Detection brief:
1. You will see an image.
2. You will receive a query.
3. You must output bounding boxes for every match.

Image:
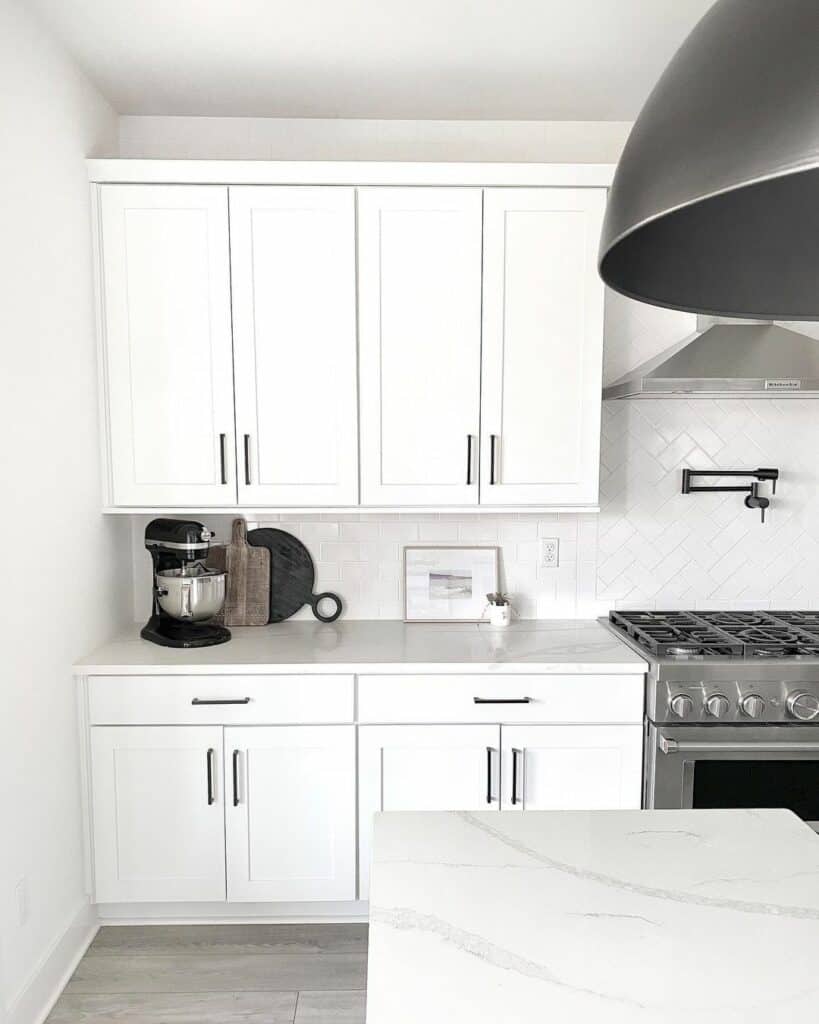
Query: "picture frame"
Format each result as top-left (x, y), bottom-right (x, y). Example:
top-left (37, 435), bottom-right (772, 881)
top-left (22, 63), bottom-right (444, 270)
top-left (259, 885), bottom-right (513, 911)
top-left (403, 545), bottom-right (500, 623)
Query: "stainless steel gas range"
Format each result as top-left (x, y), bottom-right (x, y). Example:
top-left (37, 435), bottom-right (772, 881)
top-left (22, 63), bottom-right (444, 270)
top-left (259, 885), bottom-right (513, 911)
top-left (605, 610), bottom-right (819, 832)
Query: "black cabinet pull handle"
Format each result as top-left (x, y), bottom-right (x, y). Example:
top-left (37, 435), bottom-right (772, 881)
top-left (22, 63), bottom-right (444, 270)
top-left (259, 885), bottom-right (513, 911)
top-left (191, 697), bottom-right (251, 706)
top-left (206, 748), bottom-right (215, 805)
top-left (490, 434), bottom-right (498, 485)
top-left (232, 749), bottom-right (240, 807)
top-left (511, 747), bottom-right (523, 806)
top-left (243, 434), bottom-right (251, 485)
top-left (485, 746), bottom-right (497, 804)
top-left (474, 697), bottom-right (531, 704)
top-left (466, 435), bottom-right (474, 485)
top-left (219, 433), bottom-right (227, 485)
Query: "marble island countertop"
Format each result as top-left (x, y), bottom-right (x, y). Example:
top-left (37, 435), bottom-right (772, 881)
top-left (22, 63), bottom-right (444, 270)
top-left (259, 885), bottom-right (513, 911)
top-left (74, 619), bottom-right (646, 675)
top-left (366, 809), bottom-right (819, 1023)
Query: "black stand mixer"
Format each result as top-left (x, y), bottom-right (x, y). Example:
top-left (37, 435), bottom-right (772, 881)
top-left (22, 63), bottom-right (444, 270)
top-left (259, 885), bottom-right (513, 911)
top-left (141, 518), bottom-right (231, 648)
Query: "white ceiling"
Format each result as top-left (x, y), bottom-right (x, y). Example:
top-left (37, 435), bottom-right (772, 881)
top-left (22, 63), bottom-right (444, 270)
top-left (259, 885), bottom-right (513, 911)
top-left (30, 0), bottom-right (715, 119)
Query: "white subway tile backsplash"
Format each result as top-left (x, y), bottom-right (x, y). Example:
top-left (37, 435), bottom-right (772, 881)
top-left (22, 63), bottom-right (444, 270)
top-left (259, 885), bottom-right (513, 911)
top-left (340, 521), bottom-right (382, 541)
top-left (498, 520), bottom-right (538, 542)
top-left (418, 522), bottom-right (460, 541)
top-left (248, 513), bottom-right (580, 620)
top-left (297, 521), bottom-right (341, 543)
top-left (340, 561), bottom-right (370, 582)
top-left (320, 542), bottom-right (361, 562)
top-left (379, 522), bottom-right (420, 542)
top-left (458, 521), bottom-right (499, 542)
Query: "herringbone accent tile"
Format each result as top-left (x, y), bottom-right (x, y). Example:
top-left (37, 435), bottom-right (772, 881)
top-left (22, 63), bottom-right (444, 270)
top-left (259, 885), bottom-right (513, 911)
top-left (594, 398), bottom-right (819, 610)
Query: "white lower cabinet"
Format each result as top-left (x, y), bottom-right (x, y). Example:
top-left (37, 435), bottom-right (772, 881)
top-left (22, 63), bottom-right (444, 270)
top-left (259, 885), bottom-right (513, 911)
top-left (501, 725), bottom-right (643, 811)
top-left (358, 724), bottom-right (499, 896)
top-left (85, 674), bottom-right (644, 908)
top-left (90, 723), bottom-right (356, 904)
top-left (358, 721), bottom-right (643, 895)
top-left (224, 726), bottom-right (356, 902)
top-left (90, 726), bottom-right (227, 903)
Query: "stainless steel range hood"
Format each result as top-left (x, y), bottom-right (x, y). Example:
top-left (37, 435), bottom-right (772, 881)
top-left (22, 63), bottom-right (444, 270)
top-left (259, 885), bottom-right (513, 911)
top-left (603, 322), bottom-right (819, 400)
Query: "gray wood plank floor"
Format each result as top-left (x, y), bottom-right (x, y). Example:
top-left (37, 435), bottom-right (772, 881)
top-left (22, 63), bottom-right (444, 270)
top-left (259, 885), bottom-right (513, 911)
top-left (47, 924), bottom-right (367, 1023)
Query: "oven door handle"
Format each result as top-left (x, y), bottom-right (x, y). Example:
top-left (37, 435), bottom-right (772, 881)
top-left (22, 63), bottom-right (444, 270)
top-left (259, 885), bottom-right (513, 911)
top-left (659, 735), bottom-right (819, 755)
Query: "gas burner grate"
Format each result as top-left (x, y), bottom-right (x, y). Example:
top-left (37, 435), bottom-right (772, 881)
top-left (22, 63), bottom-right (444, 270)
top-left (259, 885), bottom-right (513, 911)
top-left (609, 610), bottom-right (819, 658)
top-left (767, 611), bottom-right (819, 638)
top-left (608, 611), bottom-right (743, 657)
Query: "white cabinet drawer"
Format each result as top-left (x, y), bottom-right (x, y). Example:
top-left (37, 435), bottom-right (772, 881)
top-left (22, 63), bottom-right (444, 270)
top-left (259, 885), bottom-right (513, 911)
top-left (88, 675), bottom-right (354, 725)
top-left (357, 674), bottom-right (644, 725)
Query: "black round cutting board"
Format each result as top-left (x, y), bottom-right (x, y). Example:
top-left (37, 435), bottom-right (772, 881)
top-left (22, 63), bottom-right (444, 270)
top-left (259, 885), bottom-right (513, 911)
top-left (246, 528), bottom-right (342, 623)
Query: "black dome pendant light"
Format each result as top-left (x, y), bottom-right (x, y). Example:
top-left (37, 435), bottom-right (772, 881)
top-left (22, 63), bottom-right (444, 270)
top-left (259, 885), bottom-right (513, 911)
top-left (599, 0), bottom-right (819, 319)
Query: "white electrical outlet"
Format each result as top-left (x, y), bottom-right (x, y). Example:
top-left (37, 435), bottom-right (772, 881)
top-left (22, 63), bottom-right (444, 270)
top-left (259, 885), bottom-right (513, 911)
top-left (540, 538), bottom-right (559, 567)
top-left (15, 877), bottom-right (28, 925)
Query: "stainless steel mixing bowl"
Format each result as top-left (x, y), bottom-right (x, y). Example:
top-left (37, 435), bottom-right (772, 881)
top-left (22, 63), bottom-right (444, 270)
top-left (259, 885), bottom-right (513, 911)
top-left (155, 566), bottom-right (226, 621)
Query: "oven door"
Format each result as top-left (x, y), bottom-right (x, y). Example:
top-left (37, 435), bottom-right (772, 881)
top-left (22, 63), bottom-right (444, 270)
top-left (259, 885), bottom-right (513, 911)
top-left (645, 724), bottom-right (819, 832)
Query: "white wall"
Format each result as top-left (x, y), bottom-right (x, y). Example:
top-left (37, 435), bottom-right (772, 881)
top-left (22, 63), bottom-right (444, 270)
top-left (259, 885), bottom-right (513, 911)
top-left (119, 115), bottom-right (632, 162)
top-left (0, 3), bottom-right (129, 1022)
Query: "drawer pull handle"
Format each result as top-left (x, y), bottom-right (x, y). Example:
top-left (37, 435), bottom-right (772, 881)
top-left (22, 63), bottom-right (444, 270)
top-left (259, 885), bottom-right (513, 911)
top-left (473, 697), bottom-right (531, 704)
top-left (490, 434), bottom-right (499, 485)
top-left (232, 749), bottom-right (240, 807)
top-left (244, 434), bottom-right (251, 486)
top-left (511, 747), bottom-right (523, 806)
top-left (466, 434), bottom-right (475, 485)
top-left (191, 697), bottom-right (251, 706)
top-left (219, 433), bottom-right (227, 485)
top-left (206, 748), bottom-right (215, 806)
top-left (485, 746), bottom-right (498, 805)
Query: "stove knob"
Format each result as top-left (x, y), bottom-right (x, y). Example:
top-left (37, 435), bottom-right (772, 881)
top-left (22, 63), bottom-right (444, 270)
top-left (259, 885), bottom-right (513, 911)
top-left (740, 694), bottom-right (765, 719)
top-left (705, 694), bottom-right (730, 719)
top-left (786, 691), bottom-right (819, 722)
top-left (670, 694), bottom-right (694, 719)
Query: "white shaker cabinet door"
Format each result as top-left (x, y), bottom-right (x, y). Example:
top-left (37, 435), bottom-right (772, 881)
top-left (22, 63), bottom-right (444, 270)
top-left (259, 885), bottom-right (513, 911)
top-left (501, 724), bottom-right (643, 811)
top-left (90, 726), bottom-right (226, 903)
top-left (230, 188), bottom-right (359, 506)
top-left (358, 724), bottom-right (499, 897)
top-left (480, 188), bottom-right (606, 506)
top-left (224, 726), bottom-right (356, 902)
top-left (358, 188), bottom-right (483, 506)
top-left (98, 185), bottom-right (236, 506)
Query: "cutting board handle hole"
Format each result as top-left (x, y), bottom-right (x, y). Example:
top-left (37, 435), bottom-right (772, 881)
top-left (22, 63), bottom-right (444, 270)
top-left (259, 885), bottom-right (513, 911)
top-left (313, 593), bottom-right (343, 623)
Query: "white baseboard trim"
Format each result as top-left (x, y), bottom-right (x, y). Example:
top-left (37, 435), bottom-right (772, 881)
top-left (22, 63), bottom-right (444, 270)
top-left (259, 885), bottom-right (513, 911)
top-left (7, 900), bottom-right (99, 1024)
top-left (97, 899), bottom-right (369, 926)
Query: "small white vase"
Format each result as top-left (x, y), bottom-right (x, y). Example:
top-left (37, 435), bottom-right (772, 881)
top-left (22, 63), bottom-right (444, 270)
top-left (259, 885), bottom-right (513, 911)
top-left (488, 603), bottom-right (512, 627)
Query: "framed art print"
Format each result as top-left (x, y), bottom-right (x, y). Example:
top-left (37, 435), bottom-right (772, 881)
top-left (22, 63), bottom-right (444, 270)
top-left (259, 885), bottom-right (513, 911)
top-left (403, 546), bottom-right (500, 622)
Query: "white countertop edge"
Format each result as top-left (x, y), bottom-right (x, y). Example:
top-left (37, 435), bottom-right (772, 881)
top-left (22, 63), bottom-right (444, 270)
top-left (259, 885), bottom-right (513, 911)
top-left (74, 660), bottom-right (647, 676)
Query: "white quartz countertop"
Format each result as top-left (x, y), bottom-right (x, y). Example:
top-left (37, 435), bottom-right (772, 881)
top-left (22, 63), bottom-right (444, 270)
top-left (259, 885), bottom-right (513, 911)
top-left (366, 809), bottom-right (819, 1024)
top-left (74, 619), bottom-right (646, 675)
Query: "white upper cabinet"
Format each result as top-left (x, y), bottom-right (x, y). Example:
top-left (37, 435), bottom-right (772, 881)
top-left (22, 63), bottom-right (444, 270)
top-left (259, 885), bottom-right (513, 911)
top-left (358, 188), bottom-right (483, 506)
top-left (95, 171), bottom-right (609, 511)
top-left (98, 185), bottom-right (236, 507)
top-left (480, 188), bottom-right (606, 506)
top-left (229, 188), bottom-right (358, 506)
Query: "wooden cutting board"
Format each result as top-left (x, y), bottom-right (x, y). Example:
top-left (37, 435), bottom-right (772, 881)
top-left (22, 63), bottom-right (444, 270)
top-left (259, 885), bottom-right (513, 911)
top-left (207, 519), bottom-right (270, 626)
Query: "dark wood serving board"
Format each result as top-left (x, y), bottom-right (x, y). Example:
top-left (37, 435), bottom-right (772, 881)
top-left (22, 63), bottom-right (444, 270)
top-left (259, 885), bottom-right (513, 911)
top-left (246, 528), bottom-right (342, 623)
